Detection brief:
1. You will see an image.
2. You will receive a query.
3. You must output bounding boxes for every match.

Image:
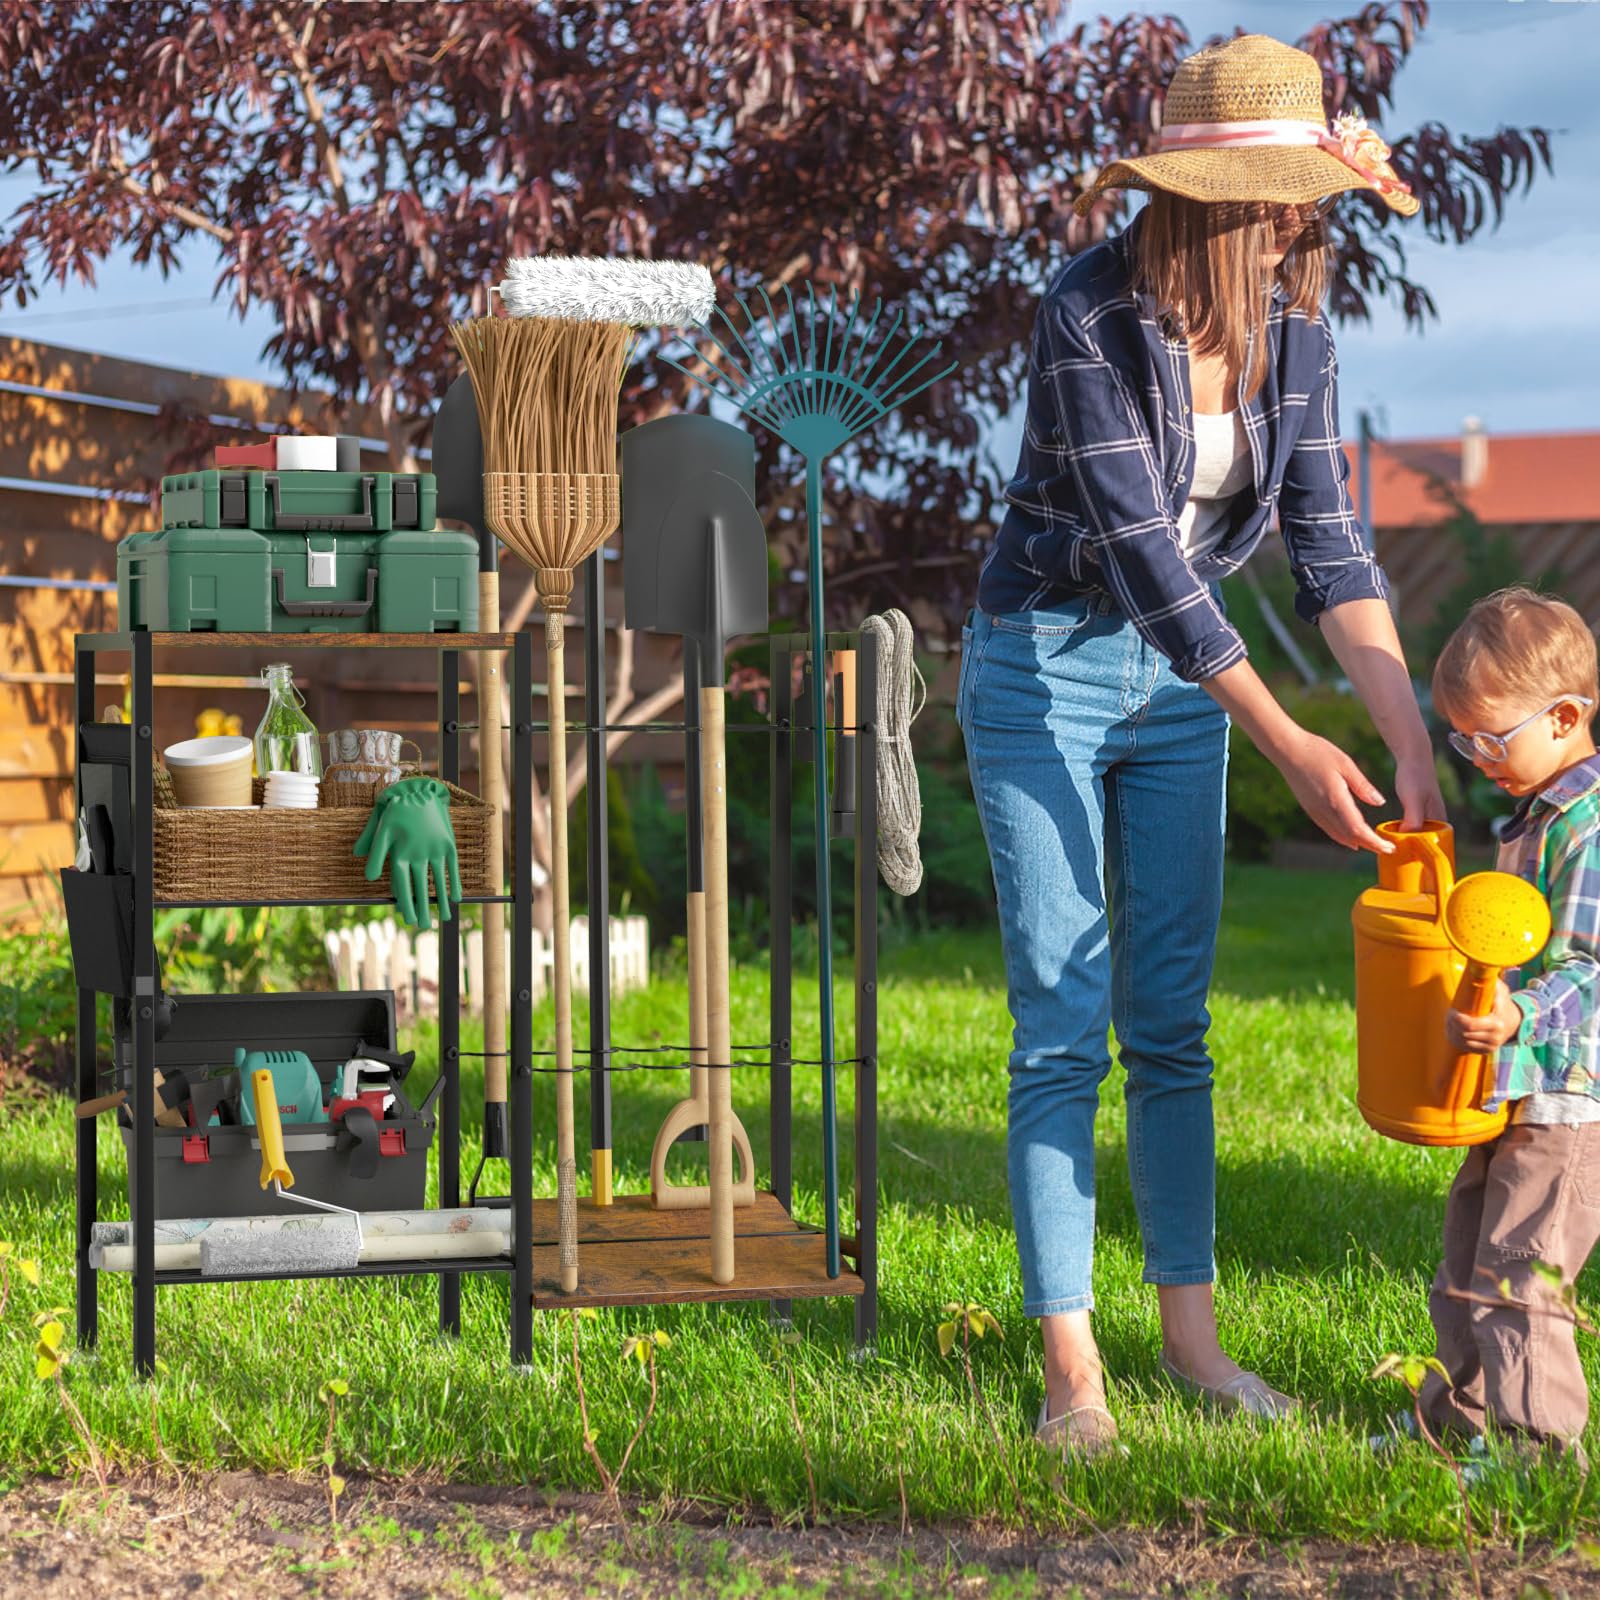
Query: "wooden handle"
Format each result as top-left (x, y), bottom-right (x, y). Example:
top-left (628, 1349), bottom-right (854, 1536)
top-left (702, 684), bottom-right (735, 1285)
top-left (687, 890), bottom-right (708, 1112)
top-left (76, 1090), bottom-right (127, 1118)
top-left (547, 612), bottom-right (579, 1294)
top-left (480, 573), bottom-right (508, 1112)
top-left (834, 648), bottom-right (857, 729)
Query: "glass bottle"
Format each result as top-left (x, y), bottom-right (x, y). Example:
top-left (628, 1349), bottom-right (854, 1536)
top-left (254, 663), bottom-right (324, 777)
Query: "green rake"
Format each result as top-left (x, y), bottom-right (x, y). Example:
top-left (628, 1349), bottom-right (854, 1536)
top-left (661, 283), bottom-right (956, 1278)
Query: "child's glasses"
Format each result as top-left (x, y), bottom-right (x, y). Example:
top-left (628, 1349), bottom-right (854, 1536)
top-left (1446, 695), bottom-right (1594, 764)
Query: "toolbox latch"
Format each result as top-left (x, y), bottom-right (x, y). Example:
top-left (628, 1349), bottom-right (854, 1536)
top-left (306, 538), bottom-right (338, 589)
top-left (219, 475), bottom-right (248, 527)
top-left (181, 1134), bottom-right (210, 1165)
top-left (393, 477), bottom-right (419, 528)
top-left (379, 1129), bottom-right (406, 1158)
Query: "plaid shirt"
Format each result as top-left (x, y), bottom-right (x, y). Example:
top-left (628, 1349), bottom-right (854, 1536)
top-left (1487, 753), bottom-right (1600, 1109)
top-left (977, 211), bottom-right (1389, 682)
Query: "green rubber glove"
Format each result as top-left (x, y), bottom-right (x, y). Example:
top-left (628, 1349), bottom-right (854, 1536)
top-left (353, 777), bottom-right (462, 931)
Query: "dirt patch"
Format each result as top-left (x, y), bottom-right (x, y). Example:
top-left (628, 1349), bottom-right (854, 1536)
top-left (0, 1470), bottom-right (1594, 1599)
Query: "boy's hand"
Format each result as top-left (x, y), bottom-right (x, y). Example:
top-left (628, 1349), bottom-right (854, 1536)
top-left (1445, 980), bottom-right (1524, 1054)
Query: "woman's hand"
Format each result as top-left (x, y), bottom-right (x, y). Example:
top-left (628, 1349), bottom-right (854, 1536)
top-left (1394, 751), bottom-right (1448, 833)
top-left (1444, 981), bottom-right (1523, 1054)
top-left (1272, 727), bottom-right (1389, 852)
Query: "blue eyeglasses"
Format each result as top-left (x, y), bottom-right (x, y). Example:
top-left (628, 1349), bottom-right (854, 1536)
top-left (1447, 695), bottom-right (1594, 764)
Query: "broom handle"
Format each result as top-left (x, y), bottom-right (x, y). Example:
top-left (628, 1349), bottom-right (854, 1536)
top-left (480, 573), bottom-right (508, 1148)
top-left (548, 610), bottom-right (580, 1294)
top-left (702, 682), bottom-right (735, 1284)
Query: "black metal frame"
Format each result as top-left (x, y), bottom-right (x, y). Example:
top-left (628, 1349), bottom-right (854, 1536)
top-left (769, 630), bottom-right (879, 1347)
top-left (71, 593), bottom-right (879, 1373)
top-left (72, 628), bottom-right (534, 1375)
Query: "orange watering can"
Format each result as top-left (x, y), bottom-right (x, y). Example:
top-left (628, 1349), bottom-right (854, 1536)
top-left (1353, 820), bottom-right (1551, 1147)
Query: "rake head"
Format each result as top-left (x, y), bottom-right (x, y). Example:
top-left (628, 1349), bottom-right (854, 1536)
top-left (658, 281), bottom-right (957, 462)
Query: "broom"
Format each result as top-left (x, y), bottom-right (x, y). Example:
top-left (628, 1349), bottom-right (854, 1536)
top-left (451, 258), bottom-right (710, 1295)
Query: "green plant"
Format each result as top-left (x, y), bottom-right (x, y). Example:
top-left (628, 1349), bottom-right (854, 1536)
top-left (567, 1310), bottom-right (668, 1556)
top-left (936, 1302), bottom-right (1026, 1525)
top-left (30, 1282), bottom-right (108, 1496)
top-left (317, 1377), bottom-right (351, 1526)
top-left (1370, 1353), bottom-right (1482, 1600)
top-left (772, 1328), bottom-right (820, 1527)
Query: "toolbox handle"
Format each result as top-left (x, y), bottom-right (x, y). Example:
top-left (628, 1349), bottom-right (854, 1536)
top-left (264, 471), bottom-right (379, 531)
top-left (271, 566), bottom-right (378, 618)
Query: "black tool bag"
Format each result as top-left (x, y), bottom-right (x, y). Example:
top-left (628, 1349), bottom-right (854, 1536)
top-left (115, 991), bottom-right (438, 1219)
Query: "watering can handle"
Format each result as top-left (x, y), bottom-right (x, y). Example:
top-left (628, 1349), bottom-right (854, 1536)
top-left (1411, 834), bottom-right (1457, 928)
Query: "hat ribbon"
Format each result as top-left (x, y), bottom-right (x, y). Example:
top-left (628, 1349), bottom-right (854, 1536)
top-left (1156, 112), bottom-right (1414, 204)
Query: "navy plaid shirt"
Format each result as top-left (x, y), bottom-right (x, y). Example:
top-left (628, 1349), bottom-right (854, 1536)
top-left (977, 213), bottom-right (1389, 682)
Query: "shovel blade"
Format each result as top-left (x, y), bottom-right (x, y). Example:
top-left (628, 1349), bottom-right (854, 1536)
top-left (622, 414), bottom-right (759, 636)
top-left (433, 374), bottom-right (490, 566)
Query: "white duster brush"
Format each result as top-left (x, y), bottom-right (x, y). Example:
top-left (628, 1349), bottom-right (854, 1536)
top-left (498, 256), bottom-right (715, 326)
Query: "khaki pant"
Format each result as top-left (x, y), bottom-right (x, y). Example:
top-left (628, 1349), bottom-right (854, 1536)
top-left (1420, 1120), bottom-right (1600, 1446)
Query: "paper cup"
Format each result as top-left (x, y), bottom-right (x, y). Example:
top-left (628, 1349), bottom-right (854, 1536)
top-left (163, 736), bottom-right (253, 807)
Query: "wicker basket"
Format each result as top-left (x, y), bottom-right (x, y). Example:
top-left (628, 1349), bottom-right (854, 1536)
top-left (152, 765), bottom-right (496, 905)
top-left (320, 740), bottom-right (424, 810)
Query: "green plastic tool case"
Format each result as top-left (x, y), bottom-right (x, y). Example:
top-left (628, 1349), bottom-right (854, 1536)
top-left (117, 468), bottom-right (479, 634)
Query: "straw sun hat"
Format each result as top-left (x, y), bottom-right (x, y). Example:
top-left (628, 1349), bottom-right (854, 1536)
top-left (1074, 33), bottom-right (1419, 218)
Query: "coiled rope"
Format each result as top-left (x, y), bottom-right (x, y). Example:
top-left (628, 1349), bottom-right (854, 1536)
top-left (862, 608), bottom-right (925, 896)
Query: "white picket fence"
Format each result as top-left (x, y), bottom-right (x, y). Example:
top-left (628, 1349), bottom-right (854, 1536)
top-left (322, 915), bottom-right (650, 1022)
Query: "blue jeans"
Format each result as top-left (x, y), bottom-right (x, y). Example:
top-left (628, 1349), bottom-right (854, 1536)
top-left (956, 600), bottom-right (1229, 1316)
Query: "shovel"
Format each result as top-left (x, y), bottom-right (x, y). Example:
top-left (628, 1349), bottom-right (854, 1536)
top-left (621, 413), bottom-right (768, 1282)
top-left (433, 374), bottom-right (508, 1203)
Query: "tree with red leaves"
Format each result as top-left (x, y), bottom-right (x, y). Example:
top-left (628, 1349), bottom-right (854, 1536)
top-left (0, 0), bottom-right (1553, 641)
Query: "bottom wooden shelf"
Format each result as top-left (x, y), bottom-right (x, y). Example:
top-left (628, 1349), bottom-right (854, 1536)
top-left (525, 1191), bottom-right (864, 1310)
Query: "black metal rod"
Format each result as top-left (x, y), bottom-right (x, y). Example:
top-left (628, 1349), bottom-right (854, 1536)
top-left (770, 639), bottom-right (794, 1325)
top-left (854, 629), bottom-right (880, 1348)
top-left (438, 651), bottom-right (462, 1337)
top-left (73, 639), bottom-right (99, 1351)
top-left (510, 631), bottom-right (535, 1364)
top-left (584, 553), bottom-right (613, 1188)
top-left (131, 630), bottom-right (156, 1375)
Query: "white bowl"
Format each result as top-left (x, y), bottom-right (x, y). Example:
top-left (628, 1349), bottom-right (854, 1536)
top-left (265, 774), bottom-right (319, 789)
top-left (264, 796), bottom-right (319, 809)
top-left (164, 735), bottom-right (253, 768)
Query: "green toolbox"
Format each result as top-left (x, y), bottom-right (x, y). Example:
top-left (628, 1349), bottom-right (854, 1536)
top-left (117, 465), bottom-right (477, 635)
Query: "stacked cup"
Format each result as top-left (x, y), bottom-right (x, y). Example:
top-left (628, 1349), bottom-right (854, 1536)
top-left (163, 737), bottom-right (254, 807)
top-left (263, 770), bottom-right (321, 809)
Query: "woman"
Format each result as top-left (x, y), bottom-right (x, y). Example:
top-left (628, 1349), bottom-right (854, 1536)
top-left (957, 34), bottom-right (1445, 1453)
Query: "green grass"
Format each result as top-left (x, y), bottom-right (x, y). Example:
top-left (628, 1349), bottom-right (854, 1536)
top-left (1, 862), bottom-right (1596, 1548)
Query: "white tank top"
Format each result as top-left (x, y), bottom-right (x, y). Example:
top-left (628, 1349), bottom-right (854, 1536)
top-left (1177, 410), bottom-right (1252, 563)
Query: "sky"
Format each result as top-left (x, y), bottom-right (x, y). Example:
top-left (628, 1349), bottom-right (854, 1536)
top-left (0, 0), bottom-right (1592, 453)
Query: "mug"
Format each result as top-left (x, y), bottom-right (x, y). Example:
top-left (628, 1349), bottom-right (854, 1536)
top-left (327, 728), bottom-right (403, 767)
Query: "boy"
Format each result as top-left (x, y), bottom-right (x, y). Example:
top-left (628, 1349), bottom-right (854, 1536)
top-left (1420, 586), bottom-right (1600, 1458)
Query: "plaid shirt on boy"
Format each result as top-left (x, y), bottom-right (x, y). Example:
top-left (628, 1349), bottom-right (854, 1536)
top-left (977, 210), bottom-right (1390, 681)
top-left (1487, 752), bottom-right (1600, 1109)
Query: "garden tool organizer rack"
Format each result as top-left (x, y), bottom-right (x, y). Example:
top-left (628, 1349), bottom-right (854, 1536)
top-left (69, 582), bottom-right (878, 1376)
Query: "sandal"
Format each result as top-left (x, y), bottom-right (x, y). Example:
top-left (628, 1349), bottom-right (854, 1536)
top-left (1158, 1354), bottom-right (1298, 1421)
top-left (1035, 1395), bottom-right (1120, 1457)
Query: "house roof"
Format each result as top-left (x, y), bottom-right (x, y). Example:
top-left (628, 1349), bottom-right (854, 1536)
top-left (1345, 429), bottom-right (1600, 529)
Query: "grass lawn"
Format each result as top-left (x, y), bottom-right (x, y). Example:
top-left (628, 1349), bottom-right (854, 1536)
top-left (0, 861), bottom-right (1596, 1549)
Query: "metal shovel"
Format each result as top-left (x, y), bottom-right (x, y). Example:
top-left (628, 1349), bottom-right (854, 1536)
top-left (433, 374), bottom-right (508, 1204)
top-left (621, 413), bottom-right (768, 1282)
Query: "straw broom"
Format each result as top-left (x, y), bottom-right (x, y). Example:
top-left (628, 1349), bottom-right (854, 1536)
top-left (451, 259), bottom-right (711, 1295)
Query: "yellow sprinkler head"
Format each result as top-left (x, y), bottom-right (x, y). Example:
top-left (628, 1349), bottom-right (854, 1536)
top-left (1443, 871), bottom-right (1552, 968)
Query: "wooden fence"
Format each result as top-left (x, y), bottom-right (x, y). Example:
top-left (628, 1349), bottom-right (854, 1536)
top-left (322, 914), bottom-right (650, 1022)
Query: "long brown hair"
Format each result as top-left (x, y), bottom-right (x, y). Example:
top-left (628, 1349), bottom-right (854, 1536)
top-left (1133, 192), bottom-right (1331, 404)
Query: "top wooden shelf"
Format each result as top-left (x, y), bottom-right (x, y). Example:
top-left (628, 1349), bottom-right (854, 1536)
top-left (78, 631), bottom-right (517, 653)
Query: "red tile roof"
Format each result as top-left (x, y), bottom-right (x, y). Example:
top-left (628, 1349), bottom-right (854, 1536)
top-left (1344, 430), bottom-right (1600, 528)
